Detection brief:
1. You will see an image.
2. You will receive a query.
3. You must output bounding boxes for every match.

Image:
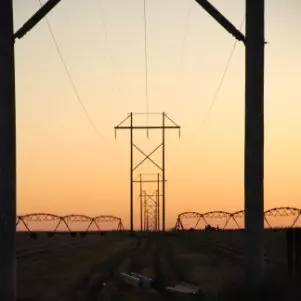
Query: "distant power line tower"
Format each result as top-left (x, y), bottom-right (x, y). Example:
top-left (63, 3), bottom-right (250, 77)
top-left (135, 173), bottom-right (161, 231)
top-left (115, 112), bottom-right (180, 232)
top-left (137, 173), bottom-right (162, 231)
top-left (142, 190), bottom-right (159, 231)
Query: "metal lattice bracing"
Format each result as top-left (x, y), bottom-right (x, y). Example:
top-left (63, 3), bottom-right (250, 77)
top-left (94, 215), bottom-right (124, 231)
top-left (226, 210), bottom-right (245, 229)
top-left (175, 212), bottom-right (207, 230)
top-left (203, 211), bottom-right (232, 229)
top-left (16, 213), bottom-right (69, 233)
top-left (175, 207), bottom-right (301, 230)
top-left (63, 215), bottom-right (96, 232)
top-left (176, 211), bottom-right (232, 230)
top-left (19, 213), bottom-right (61, 222)
top-left (264, 207), bottom-right (301, 228)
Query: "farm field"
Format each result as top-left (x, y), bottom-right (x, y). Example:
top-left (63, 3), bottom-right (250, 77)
top-left (17, 230), bottom-right (289, 301)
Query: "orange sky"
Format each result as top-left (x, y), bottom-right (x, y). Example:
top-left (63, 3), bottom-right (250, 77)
top-left (14, 0), bottom-right (301, 229)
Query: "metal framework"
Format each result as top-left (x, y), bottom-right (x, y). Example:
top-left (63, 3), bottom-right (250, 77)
top-left (136, 173), bottom-right (162, 231)
top-left (175, 207), bottom-right (301, 230)
top-left (142, 189), bottom-right (160, 231)
top-left (115, 112), bottom-right (180, 232)
top-left (16, 213), bottom-right (124, 232)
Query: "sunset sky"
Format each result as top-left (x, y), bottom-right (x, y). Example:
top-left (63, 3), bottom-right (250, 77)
top-left (13, 0), bottom-right (301, 229)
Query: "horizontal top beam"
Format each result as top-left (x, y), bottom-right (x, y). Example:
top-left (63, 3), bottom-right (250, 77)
top-left (115, 112), bottom-right (180, 129)
top-left (133, 180), bottom-right (167, 183)
top-left (115, 126), bottom-right (180, 130)
top-left (130, 112), bottom-right (163, 115)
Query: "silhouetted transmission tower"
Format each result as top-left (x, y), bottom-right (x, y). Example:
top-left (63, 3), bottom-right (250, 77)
top-left (115, 112), bottom-right (180, 232)
top-left (137, 173), bottom-right (161, 231)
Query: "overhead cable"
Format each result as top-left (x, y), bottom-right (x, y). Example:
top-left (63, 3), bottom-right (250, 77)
top-left (38, 0), bottom-right (106, 141)
top-left (193, 17), bottom-right (245, 138)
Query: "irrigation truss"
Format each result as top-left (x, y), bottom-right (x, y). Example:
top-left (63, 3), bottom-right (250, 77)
top-left (16, 213), bottom-right (124, 233)
top-left (175, 207), bottom-right (301, 230)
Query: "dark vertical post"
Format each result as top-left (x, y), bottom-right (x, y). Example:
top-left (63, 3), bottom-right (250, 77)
top-left (143, 191), bottom-right (147, 231)
top-left (244, 0), bottom-right (265, 288)
top-left (130, 113), bottom-right (133, 232)
top-left (140, 174), bottom-right (143, 231)
top-left (162, 113), bottom-right (166, 231)
top-left (0, 1), bottom-right (16, 301)
top-left (287, 229), bottom-right (295, 277)
top-left (155, 190), bottom-right (158, 231)
top-left (287, 229), bottom-right (301, 290)
top-left (146, 208), bottom-right (149, 231)
top-left (157, 173), bottom-right (160, 231)
top-left (295, 229), bottom-right (301, 287)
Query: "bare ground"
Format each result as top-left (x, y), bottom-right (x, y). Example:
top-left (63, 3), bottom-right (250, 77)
top-left (16, 230), bottom-right (288, 301)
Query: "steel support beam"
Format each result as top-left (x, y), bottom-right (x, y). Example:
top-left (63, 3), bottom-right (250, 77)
top-left (0, 1), bottom-right (16, 300)
top-left (140, 175), bottom-right (143, 231)
top-left (130, 113), bottom-right (134, 232)
top-left (194, 0), bottom-right (245, 43)
top-left (14, 0), bottom-right (62, 40)
top-left (157, 173), bottom-right (160, 231)
top-left (162, 113), bottom-right (166, 231)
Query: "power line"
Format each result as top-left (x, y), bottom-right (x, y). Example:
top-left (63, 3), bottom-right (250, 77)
top-left (178, 0), bottom-right (193, 69)
top-left (38, 0), bottom-right (106, 141)
top-left (96, 0), bottom-right (121, 97)
top-left (143, 0), bottom-right (149, 136)
top-left (175, 0), bottom-right (192, 114)
top-left (193, 39), bottom-right (238, 136)
top-left (193, 17), bottom-right (245, 138)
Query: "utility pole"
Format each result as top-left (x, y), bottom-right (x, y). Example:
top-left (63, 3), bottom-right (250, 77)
top-left (245, 0), bottom-right (265, 287)
top-left (157, 173), bottom-right (160, 230)
top-left (130, 113), bottom-right (134, 233)
top-left (194, 0), bottom-right (265, 288)
top-left (162, 113), bottom-right (166, 231)
top-left (0, 2), bottom-right (16, 301)
top-left (139, 174), bottom-right (143, 231)
top-left (0, 2), bottom-right (65, 300)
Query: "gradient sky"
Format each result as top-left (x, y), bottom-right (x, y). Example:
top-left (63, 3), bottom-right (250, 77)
top-left (13, 0), bottom-right (301, 228)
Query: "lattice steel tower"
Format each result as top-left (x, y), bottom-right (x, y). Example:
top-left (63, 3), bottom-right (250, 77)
top-left (115, 112), bottom-right (180, 232)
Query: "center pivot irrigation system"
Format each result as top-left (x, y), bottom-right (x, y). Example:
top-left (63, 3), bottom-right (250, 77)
top-left (16, 214), bottom-right (124, 234)
top-left (175, 207), bottom-right (301, 231)
top-left (1, 0), bottom-right (265, 299)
